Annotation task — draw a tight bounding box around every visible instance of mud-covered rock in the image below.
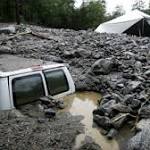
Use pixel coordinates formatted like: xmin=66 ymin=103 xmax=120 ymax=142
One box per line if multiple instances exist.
xmin=91 ymin=57 xmax=118 ymax=75
xmin=44 ymin=108 xmax=56 ymax=118
xmin=139 ymin=102 xmax=150 ymax=119
xmin=94 ymin=100 xmax=116 ymax=117
xmin=106 ymin=128 xmax=118 ymax=139
xmin=78 ymin=136 xmax=102 ymax=150
xmin=93 ymin=115 xmax=112 ymax=130
xmin=112 ymin=103 xmax=133 ymax=113
xmin=111 ymin=113 xmax=129 ymax=129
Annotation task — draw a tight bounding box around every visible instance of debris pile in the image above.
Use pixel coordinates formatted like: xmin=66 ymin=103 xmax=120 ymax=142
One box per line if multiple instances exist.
xmin=0 ymin=24 xmax=150 ymax=149
xmin=0 ymin=97 xmax=83 ymax=150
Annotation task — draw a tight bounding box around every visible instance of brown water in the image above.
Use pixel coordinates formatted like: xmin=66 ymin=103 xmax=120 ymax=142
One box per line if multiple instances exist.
xmin=61 ymin=91 xmax=123 ymax=150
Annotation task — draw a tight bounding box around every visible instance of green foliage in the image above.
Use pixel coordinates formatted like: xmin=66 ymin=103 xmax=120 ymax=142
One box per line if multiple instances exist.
xmin=0 ymin=0 xmax=16 ymax=22
xmin=74 ymin=0 xmax=106 ymax=29
xmin=0 ymin=0 xmax=106 ymax=30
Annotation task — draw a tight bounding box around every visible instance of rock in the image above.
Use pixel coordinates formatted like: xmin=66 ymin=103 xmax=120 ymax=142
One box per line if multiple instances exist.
xmin=123 ymin=94 xmax=135 ymax=104
xmin=91 ymin=57 xmax=118 ymax=75
xmin=144 ymin=70 xmax=150 ymax=76
xmin=111 ymin=113 xmax=129 ymax=129
xmin=128 ymin=81 xmax=142 ymax=91
xmin=100 ymin=128 xmax=109 ymax=135
xmin=74 ymin=48 xmax=91 ymax=58
xmin=39 ymin=96 xmax=65 ymax=109
xmin=78 ymin=136 xmax=102 ymax=150
xmin=63 ymin=50 xmax=75 ymax=58
xmin=64 ymin=48 xmax=91 ymax=58
xmin=111 ymin=93 xmax=123 ymax=103
xmin=106 ymin=128 xmax=118 ymax=139
xmin=93 ymin=115 xmax=112 ymax=130
xmin=0 ymin=46 xmax=11 ymax=54
xmin=112 ymin=103 xmax=133 ymax=113
xmin=129 ymin=99 xmax=141 ymax=109
xmin=37 ymin=117 xmax=46 ymax=123
xmin=44 ymin=108 xmax=56 ymax=118
xmin=94 ymin=100 xmax=116 ymax=117
xmin=139 ymin=103 xmax=150 ymax=119
xmin=123 ymin=95 xmax=141 ymax=109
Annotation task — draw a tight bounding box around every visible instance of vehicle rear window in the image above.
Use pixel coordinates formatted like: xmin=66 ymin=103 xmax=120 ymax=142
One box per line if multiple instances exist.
xmin=44 ymin=69 xmax=69 ymax=96
xmin=12 ymin=74 xmax=45 ymax=106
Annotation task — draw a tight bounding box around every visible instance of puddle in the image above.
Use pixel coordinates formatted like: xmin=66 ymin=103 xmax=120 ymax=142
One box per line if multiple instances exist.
xmin=61 ymin=91 xmax=121 ymax=150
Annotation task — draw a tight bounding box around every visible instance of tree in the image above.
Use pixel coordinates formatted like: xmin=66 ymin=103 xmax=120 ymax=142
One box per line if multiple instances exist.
xmin=113 ymin=5 xmax=125 ymax=17
xmin=15 ymin=0 xmax=21 ymax=24
xmin=74 ymin=0 xmax=106 ymax=29
xmin=0 ymin=0 xmax=107 ymax=30
xmin=132 ymin=0 xmax=145 ymax=10
xmin=0 ymin=0 xmax=16 ymax=22
xmin=106 ymin=5 xmax=125 ymax=21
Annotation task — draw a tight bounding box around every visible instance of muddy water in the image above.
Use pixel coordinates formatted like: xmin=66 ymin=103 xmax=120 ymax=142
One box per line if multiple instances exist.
xmin=61 ymin=91 xmax=122 ymax=150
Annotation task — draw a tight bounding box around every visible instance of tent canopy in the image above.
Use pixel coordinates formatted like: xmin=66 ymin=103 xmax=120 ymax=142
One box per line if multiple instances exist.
xmin=95 ymin=10 xmax=150 ymax=36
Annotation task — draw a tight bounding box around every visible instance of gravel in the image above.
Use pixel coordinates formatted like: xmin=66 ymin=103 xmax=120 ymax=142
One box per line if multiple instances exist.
xmin=0 ymin=24 xmax=150 ymax=149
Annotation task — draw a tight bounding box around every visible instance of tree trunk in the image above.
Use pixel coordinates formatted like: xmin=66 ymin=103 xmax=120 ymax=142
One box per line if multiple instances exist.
xmin=15 ymin=0 xmax=21 ymax=24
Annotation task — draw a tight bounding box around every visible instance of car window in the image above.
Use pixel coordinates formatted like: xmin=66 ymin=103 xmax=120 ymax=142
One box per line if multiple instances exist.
xmin=44 ymin=69 xmax=69 ymax=96
xmin=12 ymin=74 xmax=45 ymax=106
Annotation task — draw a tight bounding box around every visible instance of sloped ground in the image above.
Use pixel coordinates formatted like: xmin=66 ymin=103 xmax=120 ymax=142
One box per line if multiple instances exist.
xmin=0 ymin=24 xmax=150 ymax=149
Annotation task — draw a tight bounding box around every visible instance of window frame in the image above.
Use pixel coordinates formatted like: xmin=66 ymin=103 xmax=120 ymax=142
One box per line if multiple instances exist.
xmin=43 ymin=67 xmax=75 ymax=99
xmin=9 ymin=71 xmax=48 ymax=107
xmin=44 ymin=69 xmax=69 ymax=96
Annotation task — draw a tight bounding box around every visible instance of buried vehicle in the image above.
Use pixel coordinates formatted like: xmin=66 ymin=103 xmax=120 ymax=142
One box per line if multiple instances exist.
xmin=0 ymin=54 xmax=75 ymax=110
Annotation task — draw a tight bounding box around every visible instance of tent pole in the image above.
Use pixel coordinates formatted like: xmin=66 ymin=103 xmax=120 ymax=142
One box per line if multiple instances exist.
xmin=142 ymin=18 xmax=145 ymax=36
xmin=139 ymin=29 xmax=141 ymax=37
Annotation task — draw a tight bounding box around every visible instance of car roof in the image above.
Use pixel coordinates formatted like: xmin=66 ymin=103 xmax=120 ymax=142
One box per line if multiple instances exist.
xmin=0 ymin=55 xmax=65 ymax=77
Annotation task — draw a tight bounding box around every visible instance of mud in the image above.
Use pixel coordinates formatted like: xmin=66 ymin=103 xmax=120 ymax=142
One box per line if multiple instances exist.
xmin=0 ymin=103 xmax=84 ymax=150
xmin=62 ymin=92 xmax=133 ymax=150
xmin=0 ymin=24 xmax=150 ymax=149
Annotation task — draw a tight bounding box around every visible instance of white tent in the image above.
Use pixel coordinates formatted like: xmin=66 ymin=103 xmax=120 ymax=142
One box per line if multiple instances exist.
xmin=95 ymin=10 xmax=150 ymax=36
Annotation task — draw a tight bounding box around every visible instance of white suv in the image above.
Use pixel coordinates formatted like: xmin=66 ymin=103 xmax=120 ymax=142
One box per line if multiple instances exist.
xmin=0 ymin=55 xmax=75 ymax=110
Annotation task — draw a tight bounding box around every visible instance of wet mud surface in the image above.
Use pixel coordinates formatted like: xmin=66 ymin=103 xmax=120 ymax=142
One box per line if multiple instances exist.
xmin=62 ymin=92 xmax=133 ymax=150
xmin=0 ymin=103 xmax=84 ymax=150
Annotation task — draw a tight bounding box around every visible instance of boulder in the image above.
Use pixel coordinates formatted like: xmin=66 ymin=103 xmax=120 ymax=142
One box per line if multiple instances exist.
xmin=93 ymin=115 xmax=112 ymax=130
xmin=93 ymin=100 xmax=116 ymax=117
xmin=74 ymin=48 xmax=91 ymax=58
xmin=111 ymin=113 xmax=129 ymax=129
xmin=91 ymin=57 xmax=118 ymax=75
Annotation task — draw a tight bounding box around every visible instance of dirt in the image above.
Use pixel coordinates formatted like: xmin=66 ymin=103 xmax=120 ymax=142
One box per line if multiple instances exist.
xmin=0 ymin=102 xmax=84 ymax=150
xmin=0 ymin=24 xmax=150 ymax=149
